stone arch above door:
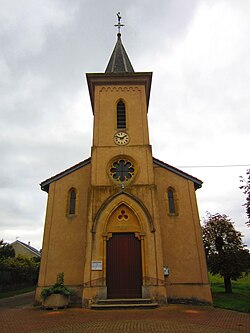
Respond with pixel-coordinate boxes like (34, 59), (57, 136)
(92, 192), (155, 234)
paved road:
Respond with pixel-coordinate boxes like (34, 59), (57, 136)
(0, 291), (35, 308)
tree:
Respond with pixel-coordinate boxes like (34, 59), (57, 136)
(0, 239), (15, 259)
(0, 255), (40, 287)
(240, 169), (250, 227)
(202, 213), (250, 293)
(0, 240), (40, 289)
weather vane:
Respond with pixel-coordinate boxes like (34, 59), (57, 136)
(114, 12), (124, 34)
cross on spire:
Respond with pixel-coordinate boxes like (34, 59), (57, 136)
(114, 12), (124, 35)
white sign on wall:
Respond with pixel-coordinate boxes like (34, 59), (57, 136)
(91, 260), (103, 271)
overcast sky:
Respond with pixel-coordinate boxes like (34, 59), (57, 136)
(1, 0), (250, 250)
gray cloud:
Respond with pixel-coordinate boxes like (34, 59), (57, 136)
(1, 0), (249, 249)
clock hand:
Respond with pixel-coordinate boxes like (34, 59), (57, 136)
(115, 133), (126, 139)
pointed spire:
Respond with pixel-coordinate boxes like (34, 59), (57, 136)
(105, 13), (134, 73)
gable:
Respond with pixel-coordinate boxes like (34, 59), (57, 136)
(11, 240), (41, 258)
(40, 157), (91, 192)
(40, 156), (202, 193)
(153, 157), (202, 190)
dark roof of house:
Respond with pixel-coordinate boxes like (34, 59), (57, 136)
(105, 33), (134, 73)
(11, 240), (41, 257)
(40, 156), (202, 192)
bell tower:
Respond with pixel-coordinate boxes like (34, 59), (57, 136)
(83, 16), (166, 303)
(87, 33), (154, 188)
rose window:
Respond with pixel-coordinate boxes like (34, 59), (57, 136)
(110, 159), (135, 183)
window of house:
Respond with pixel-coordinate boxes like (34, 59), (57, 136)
(68, 189), (76, 215)
(167, 188), (176, 215)
(117, 100), (126, 129)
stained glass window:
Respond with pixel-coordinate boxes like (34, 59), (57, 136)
(110, 159), (134, 183)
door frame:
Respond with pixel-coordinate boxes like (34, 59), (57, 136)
(106, 232), (143, 299)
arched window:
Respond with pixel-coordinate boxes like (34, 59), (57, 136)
(68, 189), (76, 215)
(117, 100), (126, 129)
(167, 188), (176, 215)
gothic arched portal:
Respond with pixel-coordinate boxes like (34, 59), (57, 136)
(88, 193), (161, 301)
(105, 204), (143, 298)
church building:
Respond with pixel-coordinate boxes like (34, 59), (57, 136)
(36, 22), (212, 307)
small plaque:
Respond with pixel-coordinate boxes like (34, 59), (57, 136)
(91, 260), (103, 271)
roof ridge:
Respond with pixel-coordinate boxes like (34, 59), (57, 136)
(153, 157), (203, 190)
(40, 157), (91, 192)
(40, 156), (202, 193)
(12, 240), (41, 256)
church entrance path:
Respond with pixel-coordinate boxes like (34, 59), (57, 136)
(106, 233), (142, 299)
(0, 305), (249, 333)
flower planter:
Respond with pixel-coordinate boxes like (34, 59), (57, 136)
(43, 294), (69, 309)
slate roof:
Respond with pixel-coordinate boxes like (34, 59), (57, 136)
(11, 240), (41, 257)
(105, 33), (134, 73)
(40, 157), (202, 192)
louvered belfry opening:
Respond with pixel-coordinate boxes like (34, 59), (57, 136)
(117, 100), (126, 129)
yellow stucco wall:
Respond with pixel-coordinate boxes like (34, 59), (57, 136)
(37, 163), (91, 293)
(91, 84), (154, 187)
(154, 164), (212, 303)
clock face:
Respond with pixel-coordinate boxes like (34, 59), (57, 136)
(114, 131), (130, 145)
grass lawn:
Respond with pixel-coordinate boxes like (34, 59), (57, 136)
(0, 286), (35, 299)
(209, 273), (250, 313)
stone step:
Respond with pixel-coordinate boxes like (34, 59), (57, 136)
(97, 298), (153, 305)
(91, 302), (158, 310)
(90, 298), (158, 310)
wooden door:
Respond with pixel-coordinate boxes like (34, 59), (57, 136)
(106, 233), (142, 298)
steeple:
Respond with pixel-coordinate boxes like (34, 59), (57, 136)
(105, 13), (134, 73)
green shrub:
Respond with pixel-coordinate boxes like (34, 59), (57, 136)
(41, 272), (73, 300)
(0, 255), (40, 288)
